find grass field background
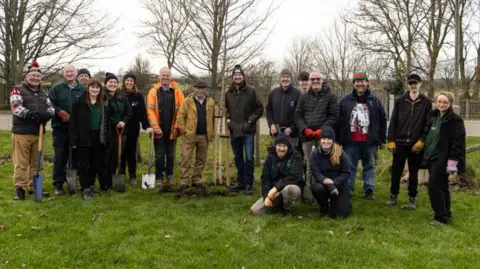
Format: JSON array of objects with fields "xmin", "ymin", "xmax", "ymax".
[{"xmin": 0, "ymin": 131, "xmax": 479, "ymax": 268}]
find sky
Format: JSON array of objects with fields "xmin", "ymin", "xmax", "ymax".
[{"xmin": 75, "ymin": 0, "xmax": 354, "ymax": 76}]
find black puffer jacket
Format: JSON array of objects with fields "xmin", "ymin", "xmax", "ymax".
[
  {"xmin": 225, "ymin": 82, "xmax": 264, "ymax": 136},
  {"xmin": 294, "ymin": 87, "xmax": 339, "ymax": 141},
  {"xmin": 423, "ymin": 109, "xmax": 466, "ymax": 174},
  {"xmin": 261, "ymin": 143, "xmax": 304, "ymax": 199},
  {"xmin": 387, "ymin": 92, "xmax": 432, "ymax": 145},
  {"xmin": 309, "ymin": 147, "xmax": 351, "ymax": 189}
]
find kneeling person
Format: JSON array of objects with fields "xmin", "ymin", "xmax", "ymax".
[
  {"xmin": 310, "ymin": 127, "xmax": 352, "ymax": 218},
  {"xmin": 250, "ymin": 134, "xmax": 304, "ymax": 215}
]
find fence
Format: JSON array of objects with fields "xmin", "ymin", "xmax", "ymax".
[{"xmin": 460, "ymin": 99, "xmax": 480, "ymax": 119}]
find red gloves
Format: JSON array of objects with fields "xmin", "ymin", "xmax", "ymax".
[
  {"xmin": 56, "ymin": 110, "xmax": 70, "ymax": 122},
  {"xmin": 303, "ymin": 128, "xmax": 314, "ymax": 139},
  {"xmin": 314, "ymin": 129, "xmax": 322, "ymax": 139}
]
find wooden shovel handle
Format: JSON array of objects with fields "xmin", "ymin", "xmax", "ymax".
[
  {"xmin": 117, "ymin": 128, "xmax": 123, "ymax": 155},
  {"xmin": 38, "ymin": 124, "xmax": 44, "ymax": 152}
]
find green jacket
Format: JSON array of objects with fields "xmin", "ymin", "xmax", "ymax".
[{"xmin": 48, "ymin": 80, "xmax": 86, "ymax": 129}]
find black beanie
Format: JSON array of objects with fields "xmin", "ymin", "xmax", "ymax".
[
  {"xmin": 274, "ymin": 134, "xmax": 290, "ymax": 148},
  {"xmin": 320, "ymin": 126, "xmax": 336, "ymax": 142},
  {"xmin": 232, "ymin": 64, "xmax": 245, "ymax": 78},
  {"xmin": 105, "ymin": 72, "xmax": 118, "ymax": 84},
  {"xmin": 123, "ymin": 73, "xmax": 137, "ymax": 83},
  {"xmin": 77, "ymin": 68, "xmax": 91, "ymax": 78}
]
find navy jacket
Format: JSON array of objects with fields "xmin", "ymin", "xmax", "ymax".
[
  {"xmin": 337, "ymin": 89, "xmax": 387, "ymax": 145},
  {"xmin": 266, "ymin": 83, "xmax": 301, "ymax": 137},
  {"xmin": 261, "ymin": 145, "xmax": 304, "ymax": 199}
]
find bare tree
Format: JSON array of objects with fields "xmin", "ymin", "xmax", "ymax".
[
  {"xmin": 0, "ymin": 0, "xmax": 119, "ymax": 98},
  {"xmin": 417, "ymin": 0, "xmax": 454, "ymax": 97},
  {"xmin": 283, "ymin": 37, "xmax": 315, "ymax": 76},
  {"xmin": 314, "ymin": 20, "xmax": 366, "ymax": 91},
  {"xmin": 244, "ymin": 59, "xmax": 278, "ymax": 96},
  {"xmin": 172, "ymin": 0, "xmax": 278, "ymax": 93},
  {"xmin": 345, "ymin": 0, "xmax": 429, "ymax": 88},
  {"xmin": 125, "ymin": 54, "xmax": 153, "ymax": 93},
  {"xmin": 140, "ymin": 0, "xmax": 190, "ymax": 69}
]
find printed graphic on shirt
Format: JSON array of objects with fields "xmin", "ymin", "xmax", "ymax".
[{"xmin": 350, "ymin": 103, "xmax": 370, "ymax": 134}]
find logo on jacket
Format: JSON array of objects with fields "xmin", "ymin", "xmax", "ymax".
[
  {"xmin": 290, "ymin": 101, "xmax": 295, "ymax": 107},
  {"xmin": 131, "ymin": 101, "xmax": 138, "ymax": 107}
]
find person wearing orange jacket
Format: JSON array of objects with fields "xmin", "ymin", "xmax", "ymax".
[{"xmin": 146, "ymin": 67, "xmax": 184, "ymax": 191}]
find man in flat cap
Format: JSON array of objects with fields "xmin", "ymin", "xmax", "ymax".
[{"xmin": 176, "ymin": 81, "xmax": 216, "ymax": 194}]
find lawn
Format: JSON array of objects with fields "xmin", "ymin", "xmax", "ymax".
[{"xmin": 0, "ymin": 132, "xmax": 479, "ymax": 268}]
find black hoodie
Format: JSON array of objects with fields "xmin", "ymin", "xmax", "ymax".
[{"xmin": 260, "ymin": 140, "xmax": 304, "ymax": 199}]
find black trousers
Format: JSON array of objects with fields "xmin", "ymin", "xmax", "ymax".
[
  {"xmin": 76, "ymin": 131, "xmax": 108, "ymax": 191},
  {"xmin": 52, "ymin": 128, "xmax": 78, "ymax": 186},
  {"xmin": 312, "ymin": 182, "xmax": 350, "ymax": 218},
  {"xmin": 390, "ymin": 145, "xmax": 423, "ymax": 197},
  {"xmin": 427, "ymin": 160, "xmax": 451, "ymax": 223},
  {"xmin": 121, "ymin": 132, "xmax": 139, "ymax": 179}
]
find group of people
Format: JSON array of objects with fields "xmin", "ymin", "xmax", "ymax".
[{"xmin": 9, "ymin": 62, "xmax": 466, "ymax": 226}]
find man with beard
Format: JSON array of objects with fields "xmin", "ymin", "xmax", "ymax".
[
  {"xmin": 77, "ymin": 68, "xmax": 91, "ymax": 87},
  {"xmin": 250, "ymin": 134, "xmax": 304, "ymax": 215},
  {"xmin": 387, "ymin": 74, "xmax": 432, "ymax": 209},
  {"xmin": 225, "ymin": 64, "xmax": 264, "ymax": 195},
  {"xmin": 266, "ymin": 68, "xmax": 301, "ymax": 145},
  {"xmin": 337, "ymin": 72, "xmax": 387, "ymax": 200},
  {"xmin": 294, "ymin": 72, "xmax": 339, "ymax": 204},
  {"xmin": 48, "ymin": 64, "xmax": 86, "ymax": 195}
]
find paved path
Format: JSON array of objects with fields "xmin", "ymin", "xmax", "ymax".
[{"xmin": 1, "ymin": 113, "xmax": 479, "ymax": 137}]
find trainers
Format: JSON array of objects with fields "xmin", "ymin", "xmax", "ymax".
[
  {"xmin": 14, "ymin": 188, "xmax": 26, "ymax": 201},
  {"xmin": 364, "ymin": 190, "xmax": 375, "ymax": 200},
  {"xmin": 229, "ymin": 183, "xmax": 246, "ymax": 192},
  {"xmin": 54, "ymin": 184, "xmax": 65, "ymax": 196},
  {"xmin": 430, "ymin": 219, "xmax": 445, "ymax": 226},
  {"xmin": 155, "ymin": 178, "xmax": 163, "ymax": 187},
  {"xmin": 130, "ymin": 178, "xmax": 137, "ymax": 185},
  {"xmin": 406, "ymin": 196, "xmax": 416, "ymax": 210},
  {"xmin": 244, "ymin": 184, "xmax": 253, "ymax": 195},
  {"xmin": 386, "ymin": 194, "xmax": 397, "ymax": 206},
  {"xmin": 82, "ymin": 188, "xmax": 93, "ymax": 200}
]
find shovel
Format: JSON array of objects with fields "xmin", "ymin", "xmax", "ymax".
[
  {"xmin": 142, "ymin": 134, "xmax": 155, "ymax": 189},
  {"xmin": 112, "ymin": 128, "xmax": 126, "ymax": 192},
  {"xmin": 33, "ymin": 124, "xmax": 45, "ymax": 202},
  {"xmin": 66, "ymin": 148, "xmax": 77, "ymax": 194}
]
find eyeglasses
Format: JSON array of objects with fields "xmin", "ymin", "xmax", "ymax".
[{"xmin": 310, "ymin": 78, "xmax": 322, "ymax": 82}]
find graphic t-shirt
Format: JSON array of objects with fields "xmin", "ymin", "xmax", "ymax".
[{"xmin": 350, "ymin": 103, "xmax": 370, "ymax": 142}]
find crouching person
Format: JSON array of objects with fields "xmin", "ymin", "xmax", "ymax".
[
  {"xmin": 70, "ymin": 78, "xmax": 108, "ymax": 199},
  {"xmin": 10, "ymin": 66, "xmax": 54, "ymax": 200},
  {"xmin": 310, "ymin": 127, "xmax": 352, "ymax": 218},
  {"xmin": 250, "ymin": 134, "xmax": 304, "ymax": 215}
]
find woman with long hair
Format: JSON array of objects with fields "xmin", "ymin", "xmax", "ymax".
[
  {"xmin": 104, "ymin": 72, "xmax": 132, "ymax": 189},
  {"xmin": 70, "ymin": 78, "xmax": 108, "ymax": 199},
  {"xmin": 120, "ymin": 73, "xmax": 153, "ymax": 184},
  {"xmin": 309, "ymin": 126, "xmax": 352, "ymax": 218},
  {"xmin": 423, "ymin": 92, "xmax": 466, "ymax": 226}
]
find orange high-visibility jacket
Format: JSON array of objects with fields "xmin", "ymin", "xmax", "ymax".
[{"xmin": 146, "ymin": 81, "xmax": 185, "ymax": 139}]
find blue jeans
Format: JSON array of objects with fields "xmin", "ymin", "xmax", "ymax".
[
  {"xmin": 230, "ymin": 135, "xmax": 255, "ymax": 185},
  {"xmin": 154, "ymin": 131, "xmax": 175, "ymax": 180},
  {"xmin": 343, "ymin": 143, "xmax": 377, "ymax": 194}
]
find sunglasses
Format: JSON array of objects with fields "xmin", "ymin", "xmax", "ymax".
[
  {"xmin": 310, "ymin": 78, "xmax": 322, "ymax": 82},
  {"xmin": 408, "ymin": 81, "xmax": 419, "ymax": 85}
]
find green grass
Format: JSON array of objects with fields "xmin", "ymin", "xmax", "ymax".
[{"xmin": 0, "ymin": 132, "xmax": 480, "ymax": 268}]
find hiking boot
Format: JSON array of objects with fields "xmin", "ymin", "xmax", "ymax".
[
  {"xmin": 54, "ymin": 184, "xmax": 65, "ymax": 196},
  {"xmin": 386, "ymin": 194, "xmax": 397, "ymax": 206},
  {"xmin": 130, "ymin": 178, "xmax": 137, "ymax": 185},
  {"xmin": 28, "ymin": 190, "xmax": 34, "ymax": 195},
  {"xmin": 229, "ymin": 183, "xmax": 246, "ymax": 192},
  {"xmin": 155, "ymin": 178, "xmax": 163, "ymax": 186},
  {"xmin": 315, "ymin": 206, "xmax": 329, "ymax": 217},
  {"xmin": 430, "ymin": 219, "xmax": 445, "ymax": 226},
  {"xmin": 193, "ymin": 183, "xmax": 210, "ymax": 197},
  {"xmin": 244, "ymin": 185, "xmax": 253, "ymax": 195},
  {"xmin": 364, "ymin": 190, "xmax": 375, "ymax": 200},
  {"xmin": 166, "ymin": 176, "xmax": 174, "ymax": 186},
  {"xmin": 14, "ymin": 188, "xmax": 26, "ymax": 201}
]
